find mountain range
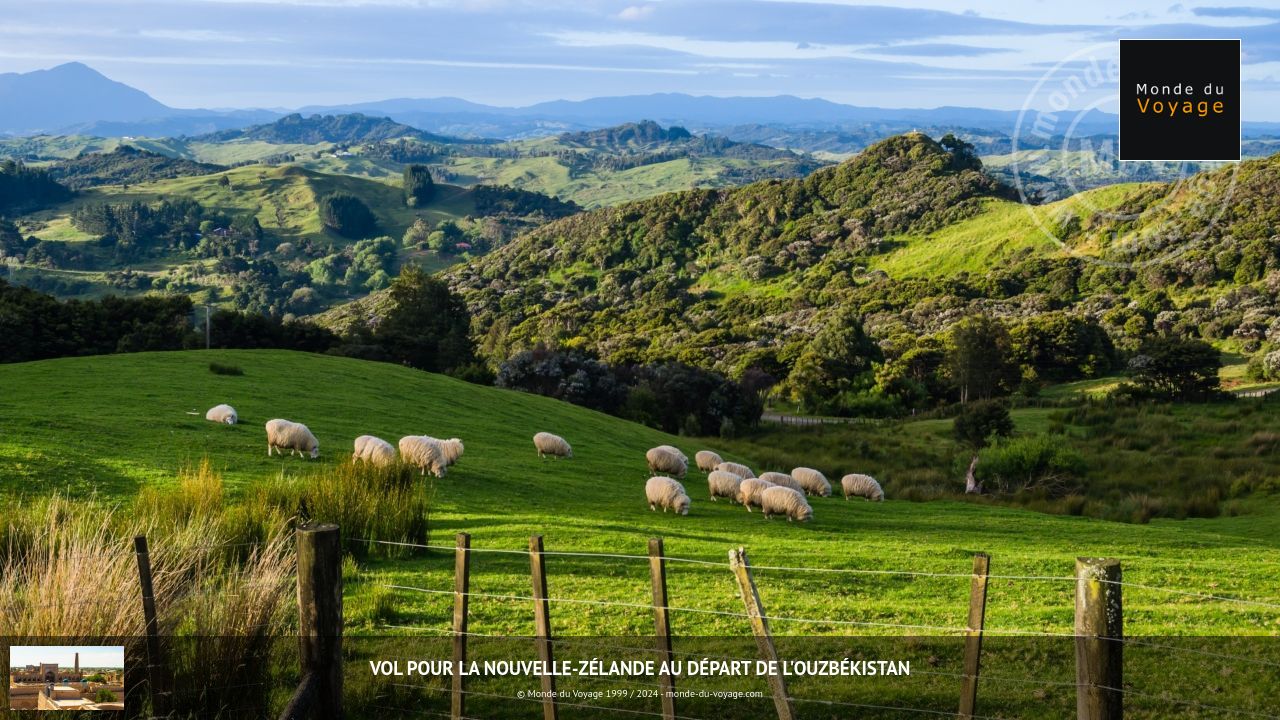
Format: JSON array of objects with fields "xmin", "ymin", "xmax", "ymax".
[{"xmin": 20, "ymin": 61, "xmax": 1280, "ymax": 143}]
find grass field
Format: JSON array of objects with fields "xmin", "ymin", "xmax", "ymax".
[
  {"xmin": 1, "ymin": 349, "xmax": 1277, "ymax": 641},
  {"xmin": 3, "ymin": 350, "xmax": 1277, "ymax": 717}
]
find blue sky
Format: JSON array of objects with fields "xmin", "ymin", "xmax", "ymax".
[
  {"xmin": 10, "ymin": 645, "xmax": 124, "ymax": 669},
  {"xmin": 1, "ymin": 1, "xmax": 1278, "ymax": 117}
]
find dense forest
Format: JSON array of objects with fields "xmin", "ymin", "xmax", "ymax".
[
  {"xmin": 0, "ymin": 159, "xmax": 72, "ymax": 214},
  {"xmin": 197, "ymin": 113, "xmax": 475, "ymax": 145},
  {"xmin": 449, "ymin": 133, "xmax": 1280, "ymax": 415},
  {"xmin": 49, "ymin": 146, "xmax": 225, "ymax": 189}
]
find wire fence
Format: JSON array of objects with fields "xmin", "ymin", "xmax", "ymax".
[{"xmin": 348, "ymin": 533, "xmax": 1280, "ymax": 720}]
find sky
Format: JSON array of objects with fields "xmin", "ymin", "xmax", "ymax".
[
  {"xmin": 10, "ymin": 645, "xmax": 125, "ymax": 669},
  {"xmin": 1, "ymin": 0, "xmax": 1279, "ymax": 117}
]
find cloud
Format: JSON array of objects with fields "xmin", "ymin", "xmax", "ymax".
[
  {"xmin": 868, "ymin": 43, "xmax": 1015, "ymax": 57},
  {"xmin": 618, "ymin": 5, "xmax": 654, "ymax": 21},
  {"xmin": 1192, "ymin": 6, "xmax": 1280, "ymax": 19}
]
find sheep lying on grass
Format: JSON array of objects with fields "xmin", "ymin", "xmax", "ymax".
[
  {"xmin": 760, "ymin": 486, "xmax": 813, "ymax": 522},
  {"xmin": 791, "ymin": 467, "xmax": 832, "ymax": 497},
  {"xmin": 647, "ymin": 446, "xmax": 688, "ymax": 478},
  {"xmin": 716, "ymin": 461, "xmax": 755, "ymax": 479},
  {"xmin": 759, "ymin": 471, "xmax": 803, "ymax": 493},
  {"xmin": 353, "ymin": 435, "xmax": 396, "ymax": 467},
  {"xmin": 265, "ymin": 419, "xmax": 319, "ymax": 459},
  {"xmin": 695, "ymin": 450, "xmax": 723, "ymax": 473},
  {"xmin": 206, "ymin": 404, "xmax": 238, "ymax": 425},
  {"xmin": 399, "ymin": 435, "xmax": 449, "ymax": 477},
  {"xmin": 707, "ymin": 470, "xmax": 742, "ymax": 503},
  {"xmin": 646, "ymin": 476, "xmax": 691, "ymax": 515},
  {"xmin": 841, "ymin": 474, "xmax": 884, "ymax": 502},
  {"xmin": 737, "ymin": 478, "xmax": 775, "ymax": 511},
  {"xmin": 534, "ymin": 432, "xmax": 573, "ymax": 459}
]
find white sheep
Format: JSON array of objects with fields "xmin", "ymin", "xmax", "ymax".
[
  {"xmin": 707, "ymin": 470, "xmax": 743, "ymax": 503},
  {"xmin": 737, "ymin": 477, "xmax": 776, "ymax": 512},
  {"xmin": 695, "ymin": 450, "xmax": 723, "ymax": 473},
  {"xmin": 645, "ymin": 476, "xmax": 691, "ymax": 515},
  {"xmin": 439, "ymin": 438, "xmax": 465, "ymax": 466},
  {"xmin": 760, "ymin": 486, "xmax": 813, "ymax": 522},
  {"xmin": 841, "ymin": 473, "xmax": 884, "ymax": 502},
  {"xmin": 533, "ymin": 432, "xmax": 573, "ymax": 459},
  {"xmin": 646, "ymin": 446, "xmax": 688, "ymax": 478},
  {"xmin": 656, "ymin": 445, "xmax": 689, "ymax": 463},
  {"xmin": 759, "ymin": 471, "xmax": 803, "ymax": 493},
  {"xmin": 265, "ymin": 419, "xmax": 319, "ymax": 459},
  {"xmin": 791, "ymin": 467, "xmax": 832, "ymax": 497},
  {"xmin": 205, "ymin": 404, "xmax": 238, "ymax": 425},
  {"xmin": 399, "ymin": 435, "xmax": 449, "ymax": 477},
  {"xmin": 353, "ymin": 435, "xmax": 396, "ymax": 467},
  {"xmin": 716, "ymin": 461, "xmax": 756, "ymax": 479}
]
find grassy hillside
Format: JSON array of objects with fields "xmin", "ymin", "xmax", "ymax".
[{"xmin": 1, "ymin": 349, "xmax": 1277, "ymax": 644}]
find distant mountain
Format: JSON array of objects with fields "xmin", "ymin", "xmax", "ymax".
[
  {"xmin": 61, "ymin": 110, "xmax": 283, "ymax": 139},
  {"xmin": 560, "ymin": 120, "xmax": 694, "ymax": 148},
  {"xmin": 195, "ymin": 113, "xmax": 471, "ymax": 145},
  {"xmin": 0, "ymin": 63, "xmax": 173, "ymax": 134}
]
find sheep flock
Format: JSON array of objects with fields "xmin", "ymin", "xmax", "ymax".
[{"xmin": 203, "ymin": 403, "xmax": 883, "ymax": 526}]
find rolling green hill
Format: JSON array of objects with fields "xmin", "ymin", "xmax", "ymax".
[{"xmin": 1, "ymin": 348, "xmax": 1277, "ymax": 645}]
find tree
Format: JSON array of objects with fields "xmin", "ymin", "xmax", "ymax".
[
  {"xmin": 787, "ymin": 307, "xmax": 881, "ymax": 412},
  {"xmin": 403, "ymin": 164, "xmax": 434, "ymax": 207},
  {"xmin": 1127, "ymin": 336, "xmax": 1221, "ymax": 401},
  {"xmin": 944, "ymin": 314, "xmax": 1019, "ymax": 403},
  {"xmin": 318, "ymin": 192, "xmax": 377, "ymax": 239},
  {"xmin": 953, "ymin": 399, "xmax": 1014, "ymax": 493},
  {"xmin": 94, "ymin": 689, "xmax": 117, "ymax": 703},
  {"xmin": 373, "ymin": 265, "xmax": 476, "ymax": 372}
]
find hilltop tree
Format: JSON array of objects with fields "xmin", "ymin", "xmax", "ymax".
[
  {"xmin": 403, "ymin": 164, "xmax": 434, "ymax": 207},
  {"xmin": 953, "ymin": 399, "xmax": 1014, "ymax": 493},
  {"xmin": 318, "ymin": 192, "xmax": 377, "ymax": 239}
]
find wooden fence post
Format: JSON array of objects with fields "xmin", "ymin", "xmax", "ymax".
[
  {"xmin": 134, "ymin": 535, "xmax": 168, "ymax": 717},
  {"xmin": 297, "ymin": 523, "xmax": 343, "ymax": 720},
  {"xmin": 648, "ymin": 538, "xmax": 677, "ymax": 720},
  {"xmin": 958, "ymin": 552, "xmax": 990, "ymax": 719},
  {"xmin": 729, "ymin": 547, "xmax": 795, "ymax": 720},
  {"xmin": 529, "ymin": 535, "xmax": 558, "ymax": 720},
  {"xmin": 1075, "ymin": 558, "xmax": 1122, "ymax": 720},
  {"xmin": 452, "ymin": 533, "xmax": 471, "ymax": 720}
]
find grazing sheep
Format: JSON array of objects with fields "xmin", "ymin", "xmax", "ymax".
[
  {"xmin": 737, "ymin": 477, "xmax": 776, "ymax": 512},
  {"xmin": 716, "ymin": 461, "xmax": 756, "ymax": 479},
  {"xmin": 439, "ymin": 438, "xmax": 465, "ymax": 466},
  {"xmin": 841, "ymin": 473, "xmax": 884, "ymax": 502},
  {"xmin": 695, "ymin": 450, "xmax": 723, "ymax": 473},
  {"xmin": 707, "ymin": 470, "xmax": 743, "ymax": 503},
  {"xmin": 206, "ymin": 404, "xmax": 238, "ymax": 425},
  {"xmin": 399, "ymin": 435, "xmax": 449, "ymax": 477},
  {"xmin": 760, "ymin": 486, "xmax": 813, "ymax": 522},
  {"xmin": 265, "ymin": 419, "xmax": 319, "ymax": 459},
  {"xmin": 645, "ymin": 476, "xmax": 691, "ymax": 515},
  {"xmin": 759, "ymin": 471, "xmax": 803, "ymax": 493},
  {"xmin": 533, "ymin": 432, "xmax": 573, "ymax": 459},
  {"xmin": 791, "ymin": 467, "xmax": 832, "ymax": 497},
  {"xmin": 646, "ymin": 446, "xmax": 688, "ymax": 478},
  {"xmin": 656, "ymin": 445, "xmax": 689, "ymax": 463},
  {"xmin": 353, "ymin": 435, "xmax": 396, "ymax": 467}
]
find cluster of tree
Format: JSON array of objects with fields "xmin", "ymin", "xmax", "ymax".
[
  {"xmin": 0, "ymin": 159, "xmax": 72, "ymax": 215},
  {"xmin": 361, "ymin": 139, "xmax": 451, "ymax": 164},
  {"xmin": 402, "ymin": 164, "xmax": 434, "ymax": 206},
  {"xmin": 304, "ymin": 236, "xmax": 397, "ymax": 293},
  {"xmin": 48, "ymin": 146, "xmax": 224, "ymax": 190},
  {"xmin": 496, "ymin": 345, "xmax": 762, "ymax": 437},
  {"xmin": 196, "ymin": 113, "xmax": 467, "ymax": 145},
  {"xmin": 69, "ymin": 197, "xmax": 264, "ymax": 262},
  {"xmin": 471, "ymin": 184, "xmax": 580, "ymax": 219},
  {"xmin": 318, "ymin": 192, "xmax": 378, "ymax": 239}
]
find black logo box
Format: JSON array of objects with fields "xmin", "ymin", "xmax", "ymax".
[{"xmin": 1119, "ymin": 39, "xmax": 1241, "ymax": 162}]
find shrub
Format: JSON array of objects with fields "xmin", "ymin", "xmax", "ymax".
[
  {"xmin": 971, "ymin": 435, "xmax": 1087, "ymax": 496},
  {"xmin": 94, "ymin": 690, "xmax": 117, "ymax": 703}
]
